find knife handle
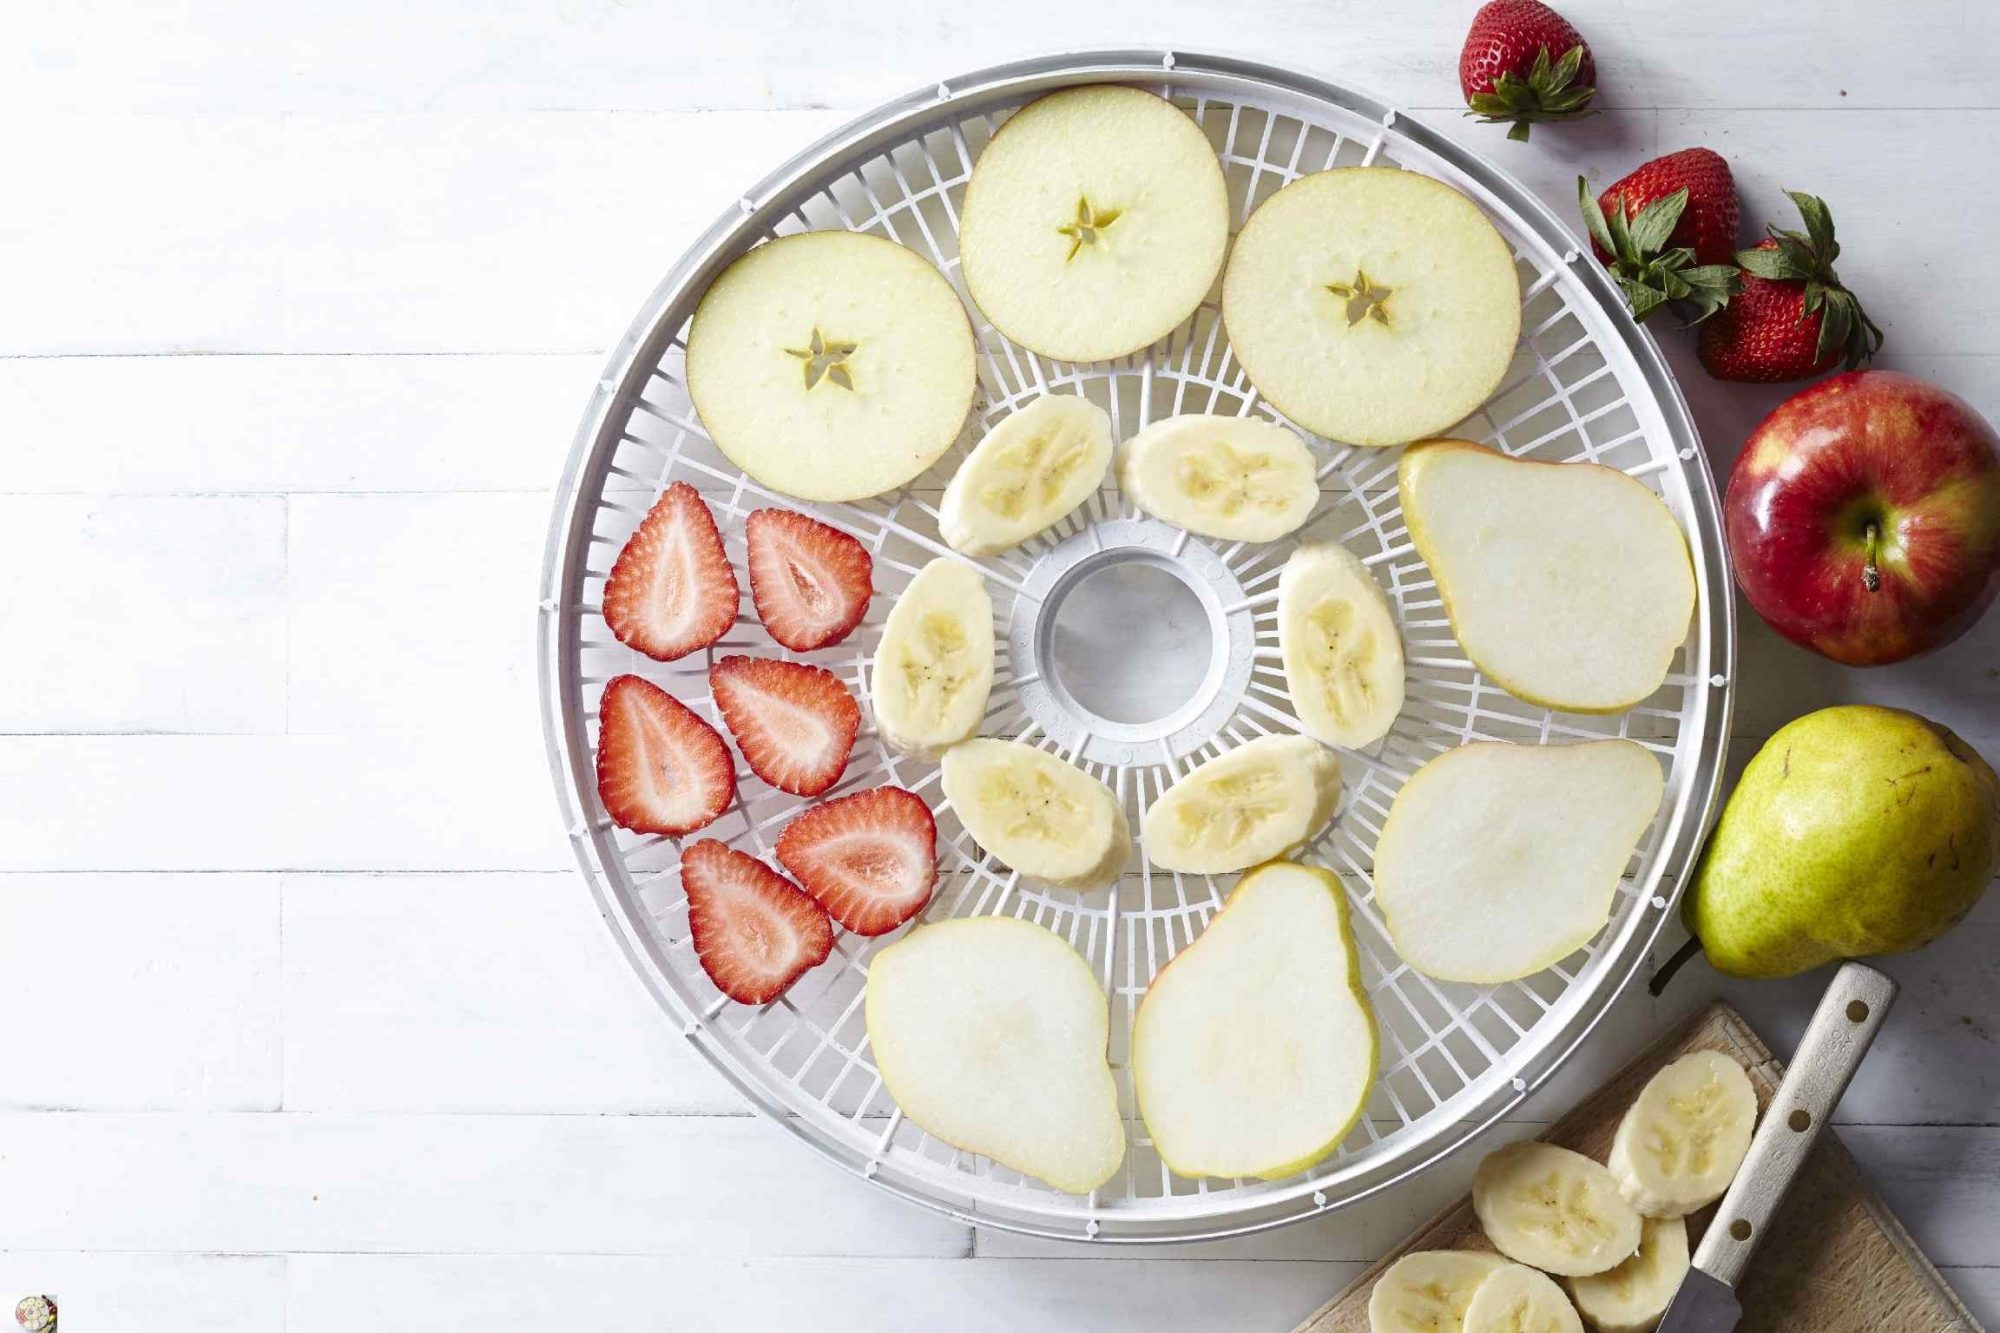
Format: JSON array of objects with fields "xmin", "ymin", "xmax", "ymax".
[{"xmin": 1692, "ymin": 961, "xmax": 1898, "ymax": 1288}]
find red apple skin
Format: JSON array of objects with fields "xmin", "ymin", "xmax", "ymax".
[{"xmin": 1726, "ymin": 370, "xmax": 2000, "ymax": 666}]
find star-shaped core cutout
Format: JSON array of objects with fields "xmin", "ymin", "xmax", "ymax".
[
  {"xmin": 784, "ymin": 327, "xmax": 858, "ymax": 391},
  {"xmin": 1057, "ymin": 196, "xmax": 1124, "ymax": 262},
  {"xmin": 1326, "ymin": 269, "xmax": 1394, "ymax": 327}
]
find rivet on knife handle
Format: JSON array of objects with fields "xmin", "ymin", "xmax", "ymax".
[{"xmin": 1691, "ymin": 961, "xmax": 1897, "ymax": 1288}]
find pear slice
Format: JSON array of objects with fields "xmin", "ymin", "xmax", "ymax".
[
  {"xmin": 686, "ymin": 231, "xmax": 976, "ymax": 502},
  {"xmin": 865, "ymin": 916, "xmax": 1124, "ymax": 1193},
  {"xmin": 1399, "ymin": 440, "xmax": 1696, "ymax": 713},
  {"xmin": 1373, "ymin": 740, "xmax": 1663, "ymax": 983},
  {"xmin": 1223, "ymin": 168, "xmax": 1520, "ymax": 447},
  {"xmin": 1133, "ymin": 861, "xmax": 1376, "ymax": 1180},
  {"xmin": 959, "ymin": 86, "xmax": 1229, "ymax": 362}
]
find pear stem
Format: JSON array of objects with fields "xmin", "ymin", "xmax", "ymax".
[
  {"xmin": 1649, "ymin": 936, "xmax": 1704, "ymax": 997},
  {"xmin": 1863, "ymin": 522, "xmax": 1881, "ymax": 593}
]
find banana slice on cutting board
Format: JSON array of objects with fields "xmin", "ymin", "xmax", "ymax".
[
  {"xmin": 1607, "ymin": 1050, "xmax": 1757, "ymax": 1218},
  {"xmin": 1367, "ymin": 1250, "xmax": 1507, "ymax": 1333},
  {"xmin": 871, "ymin": 558, "xmax": 994, "ymax": 758},
  {"xmin": 1117, "ymin": 413, "xmax": 1319, "ymax": 543},
  {"xmin": 939, "ymin": 394, "xmax": 1114, "ymax": 556},
  {"xmin": 1143, "ymin": 734, "xmax": 1341, "ymax": 874},
  {"xmin": 1463, "ymin": 1264, "xmax": 1583, "ymax": 1333},
  {"xmin": 1566, "ymin": 1215, "xmax": 1689, "ymax": 1333},
  {"xmin": 940, "ymin": 738, "xmax": 1130, "ymax": 891},
  {"xmin": 1279, "ymin": 541, "xmax": 1406, "ymax": 749},
  {"xmin": 1473, "ymin": 1142, "xmax": 1643, "ymax": 1277}
]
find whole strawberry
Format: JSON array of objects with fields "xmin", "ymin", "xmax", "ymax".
[
  {"xmin": 1578, "ymin": 149, "xmax": 1741, "ymax": 325},
  {"xmin": 1460, "ymin": 0, "xmax": 1598, "ymax": 142},
  {"xmin": 1699, "ymin": 192, "xmax": 1883, "ymax": 383}
]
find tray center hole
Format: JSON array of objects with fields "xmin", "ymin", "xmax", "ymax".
[{"xmin": 1047, "ymin": 555, "xmax": 1212, "ymax": 725}]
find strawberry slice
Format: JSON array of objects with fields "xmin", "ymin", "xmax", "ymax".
[
  {"xmin": 746, "ymin": 508, "xmax": 873, "ymax": 652},
  {"xmin": 776, "ymin": 787, "xmax": 938, "ymax": 936},
  {"xmin": 604, "ymin": 482, "xmax": 740, "ymax": 661},
  {"xmin": 680, "ymin": 839, "xmax": 834, "ymax": 1004},
  {"xmin": 710, "ymin": 655, "xmax": 860, "ymax": 797},
  {"xmin": 595, "ymin": 674, "xmax": 735, "ymax": 835}
]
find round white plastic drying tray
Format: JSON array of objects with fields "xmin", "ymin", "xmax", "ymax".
[{"xmin": 538, "ymin": 49, "xmax": 1735, "ymax": 1242}]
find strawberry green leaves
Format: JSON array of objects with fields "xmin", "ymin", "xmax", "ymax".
[
  {"xmin": 1579, "ymin": 178, "xmax": 1739, "ymax": 325},
  {"xmin": 1469, "ymin": 44, "xmax": 1598, "ymax": 142},
  {"xmin": 1735, "ymin": 191, "xmax": 1883, "ymax": 370}
]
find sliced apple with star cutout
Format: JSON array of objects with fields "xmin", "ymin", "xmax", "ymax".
[
  {"xmin": 959, "ymin": 86, "xmax": 1229, "ymax": 363},
  {"xmin": 1373, "ymin": 740, "xmax": 1663, "ymax": 983},
  {"xmin": 1133, "ymin": 860, "xmax": 1376, "ymax": 1180},
  {"xmin": 1223, "ymin": 167, "xmax": 1521, "ymax": 446},
  {"xmin": 686, "ymin": 230, "xmax": 976, "ymax": 502},
  {"xmin": 1399, "ymin": 439, "xmax": 1697, "ymax": 713},
  {"xmin": 866, "ymin": 916, "xmax": 1125, "ymax": 1193}
]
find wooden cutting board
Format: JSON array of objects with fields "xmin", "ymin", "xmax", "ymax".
[{"xmin": 1291, "ymin": 1002, "xmax": 1983, "ymax": 1333}]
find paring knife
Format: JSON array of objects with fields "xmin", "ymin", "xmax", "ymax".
[{"xmin": 1656, "ymin": 961, "xmax": 1899, "ymax": 1333}]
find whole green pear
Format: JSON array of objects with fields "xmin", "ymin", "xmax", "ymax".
[{"xmin": 1686, "ymin": 705, "xmax": 1999, "ymax": 978}]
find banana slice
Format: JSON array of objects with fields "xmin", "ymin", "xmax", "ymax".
[
  {"xmin": 1463, "ymin": 1264, "xmax": 1583, "ymax": 1333},
  {"xmin": 1473, "ymin": 1142, "xmax": 1643, "ymax": 1278},
  {"xmin": 871, "ymin": 559, "xmax": 995, "ymax": 758},
  {"xmin": 1279, "ymin": 541, "xmax": 1406, "ymax": 749},
  {"xmin": 940, "ymin": 738, "xmax": 1130, "ymax": 891},
  {"xmin": 939, "ymin": 394, "xmax": 1114, "ymax": 556},
  {"xmin": 1117, "ymin": 414, "xmax": 1319, "ymax": 543},
  {"xmin": 1566, "ymin": 1215, "xmax": 1688, "ymax": 1333},
  {"xmin": 1143, "ymin": 734, "xmax": 1341, "ymax": 874},
  {"xmin": 1367, "ymin": 1250, "xmax": 1508, "ymax": 1333},
  {"xmin": 1607, "ymin": 1050, "xmax": 1757, "ymax": 1218}
]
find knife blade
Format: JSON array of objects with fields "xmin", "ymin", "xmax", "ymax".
[
  {"xmin": 1656, "ymin": 961, "xmax": 1898, "ymax": 1333},
  {"xmin": 1657, "ymin": 1266, "xmax": 1742, "ymax": 1333}
]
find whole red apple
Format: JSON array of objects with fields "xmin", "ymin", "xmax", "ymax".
[{"xmin": 1726, "ymin": 370, "xmax": 2000, "ymax": 665}]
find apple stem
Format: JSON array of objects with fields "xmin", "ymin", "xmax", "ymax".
[
  {"xmin": 1863, "ymin": 522, "xmax": 1882, "ymax": 592},
  {"xmin": 1649, "ymin": 936, "xmax": 1704, "ymax": 997}
]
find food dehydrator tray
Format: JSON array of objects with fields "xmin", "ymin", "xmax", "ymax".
[{"xmin": 537, "ymin": 49, "xmax": 1735, "ymax": 1242}]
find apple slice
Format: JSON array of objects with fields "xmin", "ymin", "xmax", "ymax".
[
  {"xmin": 1223, "ymin": 167, "xmax": 1521, "ymax": 447},
  {"xmin": 1373, "ymin": 740, "xmax": 1663, "ymax": 983},
  {"xmin": 1133, "ymin": 861, "xmax": 1376, "ymax": 1180},
  {"xmin": 959, "ymin": 86, "xmax": 1229, "ymax": 362},
  {"xmin": 866, "ymin": 916, "xmax": 1124, "ymax": 1194},
  {"xmin": 686, "ymin": 231, "xmax": 976, "ymax": 502},
  {"xmin": 1399, "ymin": 439, "xmax": 1697, "ymax": 712}
]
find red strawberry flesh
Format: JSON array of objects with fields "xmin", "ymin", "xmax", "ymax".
[
  {"xmin": 746, "ymin": 508, "xmax": 873, "ymax": 653},
  {"xmin": 710, "ymin": 655, "xmax": 860, "ymax": 796},
  {"xmin": 680, "ymin": 839, "xmax": 834, "ymax": 1005},
  {"xmin": 603, "ymin": 482, "xmax": 740, "ymax": 662},
  {"xmin": 595, "ymin": 674, "xmax": 735, "ymax": 836},
  {"xmin": 777, "ymin": 787, "xmax": 938, "ymax": 936}
]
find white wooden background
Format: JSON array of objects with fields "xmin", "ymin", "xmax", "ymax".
[{"xmin": 4, "ymin": 2, "xmax": 1998, "ymax": 1328}]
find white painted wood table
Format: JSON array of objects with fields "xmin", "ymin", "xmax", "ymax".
[{"xmin": 4, "ymin": 3, "xmax": 1997, "ymax": 1327}]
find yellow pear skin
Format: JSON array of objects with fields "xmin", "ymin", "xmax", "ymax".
[{"xmin": 1687, "ymin": 706, "xmax": 1999, "ymax": 979}]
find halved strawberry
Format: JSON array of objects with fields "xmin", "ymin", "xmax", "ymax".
[
  {"xmin": 746, "ymin": 508, "xmax": 873, "ymax": 653},
  {"xmin": 709, "ymin": 655, "xmax": 860, "ymax": 797},
  {"xmin": 596, "ymin": 674, "xmax": 735, "ymax": 835},
  {"xmin": 603, "ymin": 482, "xmax": 740, "ymax": 661},
  {"xmin": 680, "ymin": 839, "xmax": 834, "ymax": 1004},
  {"xmin": 776, "ymin": 787, "xmax": 938, "ymax": 936}
]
